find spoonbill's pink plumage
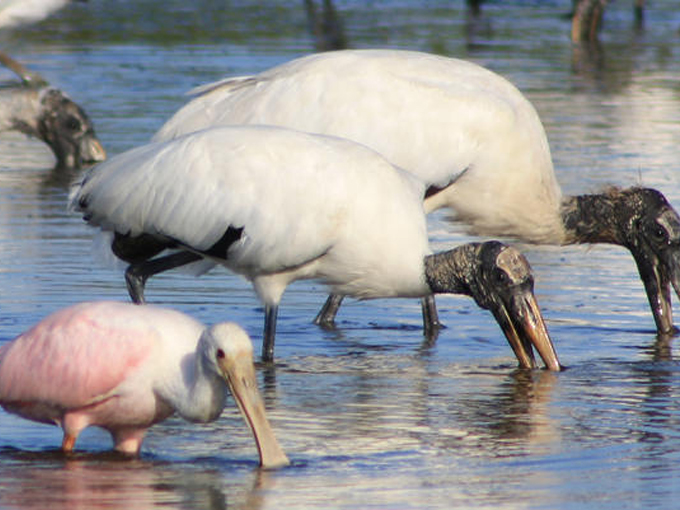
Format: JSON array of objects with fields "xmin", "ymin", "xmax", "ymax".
[
  {"xmin": 0, "ymin": 301, "xmax": 289, "ymax": 468},
  {"xmin": 152, "ymin": 49, "xmax": 680, "ymax": 336}
]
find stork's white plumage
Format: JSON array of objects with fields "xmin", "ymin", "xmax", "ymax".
[
  {"xmin": 152, "ymin": 49, "xmax": 680, "ymax": 335},
  {"xmin": 79, "ymin": 126, "xmax": 429, "ymax": 301},
  {"xmin": 71, "ymin": 125, "xmax": 560, "ymax": 370},
  {"xmin": 0, "ymin": 0, "xmax": 77, "ymax": 29},
  {"xmin": 153, "ymin": 50, "xmax": 562, "ymax": 244}
]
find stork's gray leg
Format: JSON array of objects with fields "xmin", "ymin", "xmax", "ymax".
[
  {"xmin": 125, "ymin": 251, "xmax": 202, "ymax": 304},
  {"xmin": 313, "ymin": 294, "xmax": 344, "ymax": 328},
  {"xmin": 262, "ymin": 304, "xmax": 279, "ymax": 363},
  {"xmin": 421, "ymin": 295, "xmax": 443, "ymax": 341}
]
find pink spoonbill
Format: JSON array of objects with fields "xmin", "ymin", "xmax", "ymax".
[
  {"xmin": 0, "ymin": 301, "xmax": 290, "ymax": 467},
  {"xmin": 152, "ymin": 49, "xmax": 680, "ymax": 337}
]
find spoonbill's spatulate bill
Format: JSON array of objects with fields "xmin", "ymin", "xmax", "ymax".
[
  {"xmin": 0, "ymin": 301, "xmax": 289, "ymax": 468},
  {"xmin": 152, "ymin": 49, "xmax": 680, "ymax": 336},
  {"xmin": 70, "ymin": 125, "xmax": 560, "ymax": 370}
]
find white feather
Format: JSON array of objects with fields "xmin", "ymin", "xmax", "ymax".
[
  {"xmin": 72, "ymin": 126, "xmax": 430, "ymax": 303},
  {"xmin": 153, "ymin": 49, "xmax": 564, "ymax": 244},
  {"xmin": 0, "ymin": 0, "xmax": 72, "ymax": 28}
]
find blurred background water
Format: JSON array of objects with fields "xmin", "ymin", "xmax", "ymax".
[{"xmin": 1, "ymin": 1, "xmax": 680, "ymax": 509}]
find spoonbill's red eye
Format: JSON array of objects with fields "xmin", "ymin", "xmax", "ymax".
[{"xmin": 216, "ymin": 349, "xmax": 225, "ymax": 359}]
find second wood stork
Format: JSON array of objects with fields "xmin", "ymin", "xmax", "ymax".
[
  {"xmin": 152, "ymin": 49, "xmax": 680, "ymax": 337},
  {"xmin": 0, "ymin": 51, "xmax": 106, "ymax": 168},
  {"xmin": 70, "ymin": 125, "xmax": 561, "ymax": 370},
  {"xmin": 0, "ymin": 0, "xmax": 85, "ymax": 29}
]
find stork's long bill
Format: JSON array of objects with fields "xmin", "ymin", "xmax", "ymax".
[
  {"xmin": 636, "ymin": 242, "xmax": 680, "ymax": 336},
  {"xmin": 482, "ymin": 244, "xmax": 561, "ymax": 371},
  {"xmin": 494, "ymin": 288, "xmax": 561, "ymax": 371}
]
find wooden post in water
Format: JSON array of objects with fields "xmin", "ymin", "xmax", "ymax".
[{"xmin": 571, "ymin": 0, "xmax": 607, "ymax": 43}]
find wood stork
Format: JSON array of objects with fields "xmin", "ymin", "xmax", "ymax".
[
  {"xmin": 0, "ymin": 301, "xmax": 290, "ymax": 467},
  {"xmin": 0, "ymin": 51, "xmax": 106, "ymax": 168},
  {"xmin": 70, "ymin": 125, "xmax": 561, "ymax": 370},
  {"xmin": 0, "ymin": 0, "xmax": 85, "ymax": 29},
  {"xmin": 152, "ymin": 49, "xmax": 680, "ymax": 336}
]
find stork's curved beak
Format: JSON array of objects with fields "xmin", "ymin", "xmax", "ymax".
[
  {"xmin": 219, "ymin": 352, "xmax": 290, "ymax": 469},
  {"xmin": 493, "ymin": 287, "xmax": 562, "ymax": 371},
  {"xmin": 484, "ymin": 245, "xmax": 562, "ymax": 371},
  {"xmin": 632, "ymin": 207, "xmax": 680, "ymax": 336},
  {"xmin": 635, "ymin": 241, "xmax": 680, "ymax": 336},
  {"xmin": 80, "ymin": 134, "xmax": 107, "ymax": 164}
]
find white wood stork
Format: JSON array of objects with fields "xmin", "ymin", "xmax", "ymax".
[
  {"xmin": 152, "ymin": 49, "xmax": 680, "ymax": 336},
  {"xmin": 0, "ymin": 0, "xmax": 84, "ymax": 29},
  {"xmin": 70, "ymin": 125, "xmax": 561, "ymax": 370},
  {"xmin": 0, "ymin": 51, "xmax": 105, "ymax": 168}
]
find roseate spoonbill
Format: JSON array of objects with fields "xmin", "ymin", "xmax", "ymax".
[
  {"xmin": 0, "ymin": 301, "xmax": 290, "ymax": 467},
  {"xmin": 152, "ymin": 49, "xmax": 680, "ymax": 336},
  {"xmin": 0, "ymin": 51, "xmax": 106, "ymax": 168},
  {"xmin": 70, "ymin": 125, "xmax": 560, "ymax": 370}
]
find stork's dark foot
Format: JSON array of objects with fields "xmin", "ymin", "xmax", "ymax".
[
  {"xmin": 261, "ymin": 304, "xmax": 279, "ymax": 363},
  {"xmin": 125, "ymin": 266, "xmax": 147, "ymax": 304},
  {"xmin": 313, "ymin": 294, "xmax": 344, "ymax": 329},
  {"xmin": 123, "ymin": 251, "xmax": 203, "ymax": 305},
  {"xmin": 421, "ymin": 295, "xmax": 444, "ymax": 342},
  {"xmin": 422, "ymin": 322, "xmax": 443, "ymax": 350}
]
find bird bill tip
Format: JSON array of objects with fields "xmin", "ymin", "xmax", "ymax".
[
  {"xmin": 500, "ymin": 293, "xmax": 562, "ymax": 372},
  {"xmin": 83, "ymin": 137, "xmax": 107, "ymax": 163}
]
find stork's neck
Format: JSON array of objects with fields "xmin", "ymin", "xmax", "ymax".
[
  {"xmin": 560, "ymin": 188, "xmax": 637, "ymax": 247},
  {"xmin": 0, "ymin": 87, "xmax": 41, "ymax": 135},
  {"xmin": 424, "ymin": 243, "xmax": 482, "ymax": 298}
]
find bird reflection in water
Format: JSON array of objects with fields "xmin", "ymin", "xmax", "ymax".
[{"xmin": 0, "ymin": 452, "xmax": 281, "ymax": 510}]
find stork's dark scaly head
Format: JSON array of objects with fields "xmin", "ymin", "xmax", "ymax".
[
  {"xmin": 618, "ymin": 188, "xmax": 680, "ymax": 335},
  {"xmin": 425, "ymin": 241, "xmax": 561, "ymax": 370},
  {"xmin": 562, "ymin": 187, "xmax": 680, "ymax": 335},
  {"xmin": 475, "ymin": 242, "xmax": 561, "ymax": 370},
  {"xmin": 37, "ymin": 88, "xmax": 106, "ymax": 169}
]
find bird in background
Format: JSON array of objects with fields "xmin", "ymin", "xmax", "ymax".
[
  {"xmin": 0, "ymin": 50, "xmax": 105, "ymax": 168},
  {"xmin": 0, "ymin": 301, "xmax": 290, "ymax": 468},
  {"xmin": 0, "ymin": 0, "xmax": 85, "ymax": 29},
  {"xmin": 70, "ymin": 125, "xmax": 561, "ymax": 370},
  {"xmin": 152, "ymin": 49, "xmax": 680, "ymax": 337},
  {"xmin": 0, "ymin": 0, "xmax": 103, "ymax": 169}
]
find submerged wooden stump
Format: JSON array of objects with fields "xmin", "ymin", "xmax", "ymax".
[{"xmin": 571, "ymin": 0, "xmax": 607, "ymax": 42}]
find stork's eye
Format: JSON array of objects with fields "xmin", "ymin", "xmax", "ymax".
[
  {"xmin": 495, "ymin": 269, "xmax": 508, "ymax": 285},
  {"xmin": 216, "ymin": 348, "xmax": 225, "ymax": 359},
  {"xmin": 652, "ymin": 225, "xmax": 667, "ymax": 241},
  {"xmin": 65, "ymin": 116, "xmax": 81, "ymax": 131}
]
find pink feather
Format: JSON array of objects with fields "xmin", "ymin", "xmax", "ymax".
[{"xmin": 0, "ymin": 302, "xmax": 154, "ymax": 410}]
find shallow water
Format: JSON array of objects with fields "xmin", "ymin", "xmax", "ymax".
[{"xmin": 1, "ymin": 1, "xmax": 680, "ymax": 509}]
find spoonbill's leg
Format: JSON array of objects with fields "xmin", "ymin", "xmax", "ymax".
[
  {"xmin": 112, "ymin": 428, "xmax": 147, "ymax": 455},
  {"xmin": 61, "ymin": 434, "xmax": 77, "ymax": 453}
]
